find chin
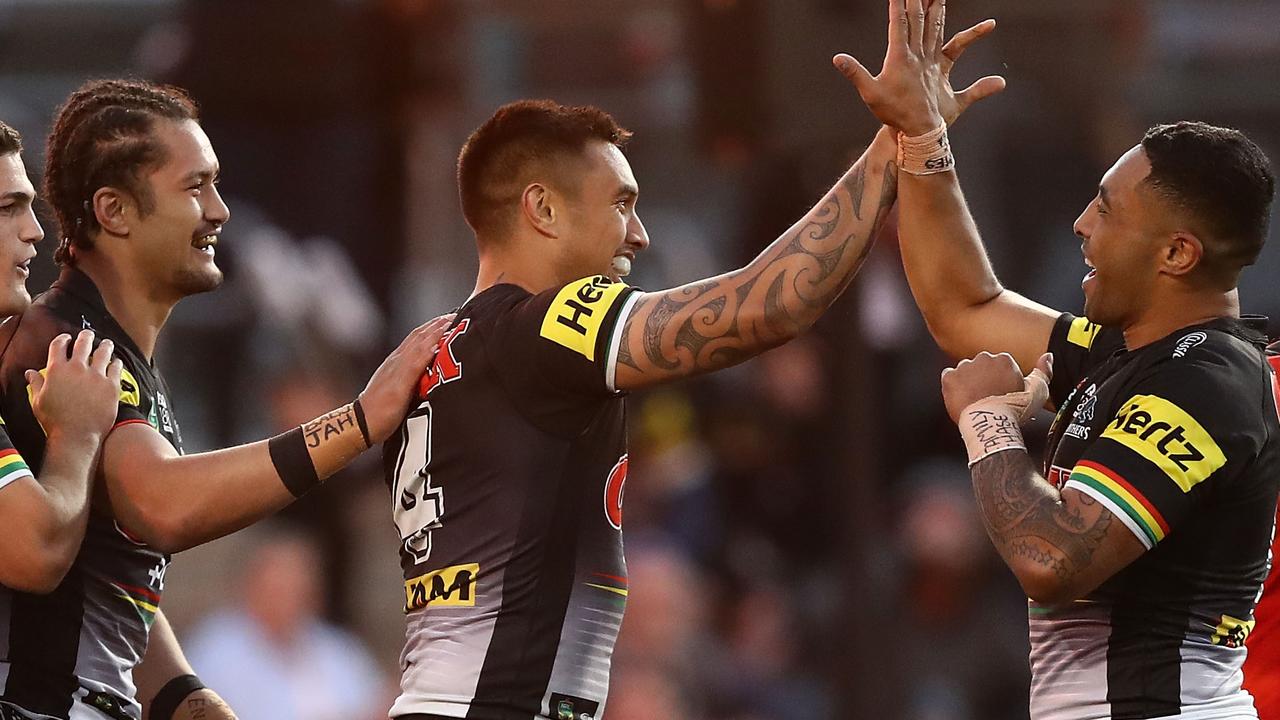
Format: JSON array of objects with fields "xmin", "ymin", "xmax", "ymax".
[
  {"xmin": 0, "ymin": 287, "xmax": 30, "ymax": 318},
  {"xmin": 174, "ymin": 266, "xmax": 224, "ymax": 297}
]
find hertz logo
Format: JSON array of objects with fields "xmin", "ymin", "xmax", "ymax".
[
  {"xmin": 539, "ymin": 276, "xmax": 629, "ymax": 360},
  {"xmin": 404, "ymin": 563, "xmax": 479, "ymax": 612},
  {"xmin": 1100, "ymin": 394, "xmax": 1225, "ymax": 492}
]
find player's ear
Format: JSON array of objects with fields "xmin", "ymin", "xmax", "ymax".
[
  {"xmin": 520, "ymin": 183, "xmax": 559, "ymax": 239},
  {"xmin": 91, "ymin": 187, "xmax": 131, "ymax": 238},
  {"xmin": 1160, "ymin": 231, "xmax": 1204, "ymax": 277}
]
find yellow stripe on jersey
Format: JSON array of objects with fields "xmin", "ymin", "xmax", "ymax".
[
  {"xmin": 1066, "ymin": 316, "xmax": 1102, "ymax": 349},
  {"xmin": 1100, "ymin": 394, "xmax": 1226, "ymax": 492},
  {"xmin": 539, "ymin": 276, "xmax": 630, "ymax": 361}
]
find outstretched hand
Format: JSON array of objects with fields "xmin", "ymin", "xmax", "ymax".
[{"xmin": 833, "ymin": 0, "xmax": 1006, "ymax": 134}]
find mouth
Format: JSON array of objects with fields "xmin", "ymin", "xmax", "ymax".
[
  {"xmin": 14, "ymin": 258, "xmax": 29, "ymax": 278},
  {"xmin": 193, "ymin": 233, "xmax": 218, "ymax": 256}
]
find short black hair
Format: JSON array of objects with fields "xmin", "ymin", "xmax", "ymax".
[
  {"xmin": 1140, "ymin": 121, "xmax": 1274, "ymax": 284},
  {"xmin": 44, "ymin": 79, "xmax": 199, "ymax": 265},
  {"xmin": 0, "ymin": 121, "xmax": 21, "ymax": 157},
  {"xmin": 457, "ymin": 99, "xmax": 632, "ymax": 237}
]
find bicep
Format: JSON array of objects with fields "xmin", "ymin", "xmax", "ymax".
[
  {"xmin": 1050, "ymin": 486, "xmax": 1148, "ymax": 599},
  {"xmin": 931, "ymin": 289, "xmax": 1059, "ymax": 374},
  {"xmin": 613, "ymin": 272, "xmax": 786, "ymax": 391},
  {"xmin": 99, "ymin": 422, "xmax": 178, "ymax": 524}
]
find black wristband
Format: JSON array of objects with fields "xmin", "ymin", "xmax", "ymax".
[
  {"xmin": 151, "ymin": 674, "xmax": 205, "ymax": 720},
  {"xmin": 268, "ymin": 426, "xmax": 320, "ymax": 498},
  {"xmin": 353, "ymin": 397, "xmax": 372, "ymax": 448}
]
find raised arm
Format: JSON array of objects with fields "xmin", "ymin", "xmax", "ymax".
[
  {"xmin": 837, "ymin": 0, "xmax": 1059, "ymax": 372},
  {"xmin": 0, "ymin": 330, "xmax": 120, "ymax": 593},
  {"xmin": 613, "ymin": 126, "xmax": 898, "ymax": 390},
  {"xmin": 99, "ymin": 316, "xmax": 450, "ymax": 553}
]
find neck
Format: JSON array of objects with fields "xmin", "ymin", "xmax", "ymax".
[
  {"xmin": 74, "ymin": 254, "xmax": 176, "ymax": 361},
  {"xmin": 1122, "ymin": 288, "xmax": 1239, "ymax": 350},
  {"xmin": 471, "ymin": 241, "xmax": 561, "ymax": 299}
]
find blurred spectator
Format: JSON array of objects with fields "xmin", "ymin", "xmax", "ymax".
[{"xmin": 184, "ymin": 526, "xmax": 388, "ymax": 720}]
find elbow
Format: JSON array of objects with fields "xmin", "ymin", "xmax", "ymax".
[
  {"xmin": 1015, "ymin": 565, "xmax": 1082, "ymax": 607},
  {"xmin": 123, "ymin": 503, "xmax": 192, "ymax": 554}
]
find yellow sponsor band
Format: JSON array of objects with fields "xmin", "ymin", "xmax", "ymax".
[
  {"xmin": 1100, "ymin": 394, "xmax": 1225, "ymax": 492},
  {"xmin": 404, "ymin": 563, "xmax": 480, "ymax": 612},
  {"xmin": 1210, "ymin": 614, "xmax": 1255, "ymax": 648},
  {"xmin": 25, "ymin": 366, "xmax": 140, "ymax": 408},
  {"xmin": 1067, "ymin": 317, "xmax": 1101, "ymax": 350},
  {"xmin": 539, "ymin": 276, "xmax": 629, "ymax": 361}
]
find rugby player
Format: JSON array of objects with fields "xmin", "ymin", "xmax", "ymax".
[
  {"xmin": 0, "ymin": 81, "xmax": 451, "ymax": 720},
  {"xmin": 382, "ymin": 12, "xmax": 1003, "ymax": 718},
  {"xmin": 837, "ymin": 0, "xmax": 1279, "ymax": 717},
  {"xmin": 0, "ymin": 121, "xmax": 122, "ymax": 595}
]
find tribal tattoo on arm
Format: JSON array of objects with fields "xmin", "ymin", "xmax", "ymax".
[
  {"xmin": 614, "ymin": 130, "xmax": 899, "ymax": 390},
  {"xmin": 969, "ymin": 451, "xmax": 1144, "ymax": 603}
]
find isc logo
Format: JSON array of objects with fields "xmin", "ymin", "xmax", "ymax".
[{"xmin": 1101, "ymin": 394, "xmax": 1225, "ymax": 492}]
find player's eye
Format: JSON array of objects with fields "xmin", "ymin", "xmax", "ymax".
[{"xmin": 0, "ymin": 204, "xmax": 13, "ymax": 216}]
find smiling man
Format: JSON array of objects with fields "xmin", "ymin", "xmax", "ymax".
[
  {"xmin": 384, "ymin": 30, "xmax": 1005, "ymax": 714},
  {"xmin": 0, "ymin": 121, "xmax": 123, "ymax": 597},
  {"xmin": 0, "ymin": 81, "xmax": 451, "ymax": 720},
  {"xmin": 836, "ymin": 0, "xmax": 1279, "ymax": 717}
]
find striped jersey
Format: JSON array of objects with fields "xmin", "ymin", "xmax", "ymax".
[
  {"xmin": 0, "ymin": 421, "xmax": 33, "ymax": 492},
  {"xmin": 1033, "ymin": 313, "xmax": 1280, "ymax": 720},
  {"xmin": 383, "ymin": 277, "xmax": 638, "ymax": 720},
  {"xmin": 0, "ymin": 268, "xmax": 183, "ymax": 720}
]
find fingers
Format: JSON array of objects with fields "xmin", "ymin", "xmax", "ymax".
[
  {"xmin": 833, "ymin": 54, "xmax": 877, "ymax": 97},
  {"xmin": 89, "ymin": 339, "xmax": 115, "ymax": 374},
  {"xmin": 941, "ymin": 19, "xmax": 996, "ymax": 73},
  {"xmin": 923, "ymin": 0, "xmax": 945, "ymax": 57},
  {"xmin": 45, "ymin": 333, "xmax": 72, "ymax": 369},
  {"xmin": 1032, "ymin": 352, "xmax": 1054, "ymax": 381},
  {"xmin": 70, "ymin": 329, "xmax": 95, "ymax": 365},
  {"xmin": 957, "ymin": 75, "xmax": 1007, "ymax": 112},
  {"xmin": 25, "ymin": 369, "xmax": 43, "ymax": 395},
  {"xmin": 107, "ymin": 358, "xmax": 124, "ymax": 387},
  {"xmin": 888, "ymin": 0, "xmax": 909, "ymax": 53},
  {"xmin": 906, "ymin": 0, "xmax": 926, "ymax": 55}
]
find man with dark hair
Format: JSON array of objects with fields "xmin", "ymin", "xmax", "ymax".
[
  {"xmin": 0, "ymin": 120, "xmax": 124, "ymax": 595},
  {"xmin": 382, "ymin": 17, "xmax": 1003, "ymax": 718},
  {"xmin": 836, "ymin": 0, "xmax": 1278, "ymax": 717},
  {"xmin": 0, "ymin": 80, "xmax": 451, "ymax": 720}
]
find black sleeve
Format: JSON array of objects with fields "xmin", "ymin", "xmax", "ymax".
[
  {"xmin": 1047, "ymin": 313, "xmax": 1125, "ymax": 408},
  {"xmin": 489, "ymin": 276, "xmax": 639, "ymax": 432},
  {"xmin": 1063, "ymin": 353, "xmax": 1262, "ymax": 549}
]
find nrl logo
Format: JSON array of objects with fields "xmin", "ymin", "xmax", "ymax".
[{"xmin": 1173, "ymin": 331, "xmax": 1207, "ymax": 359}]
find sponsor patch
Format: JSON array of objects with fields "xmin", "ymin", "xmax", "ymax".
[
  {"xmin": 404, "ymin": 563, "xmax": 478, "ymax": 612},
  {"xmin": 118, "ymin": 367, "xmax": 141, "ymax": 407},
  {"xmin": 550, "ymin": 693, "xmax": 600, "ymax": 720},
  {"xmin": 1066, "ymin": 317, "xmax": 1102, "ymax": 350},
  {"xmin": 1100, "ymin": 394, "xmax": 1225, "ymax": 492},
  {"xmin": 1210, "ymin": 614, "xmax": 1255, "ymax": 648},
  {"xmin": 1172, "ymin": 331, "xmax": 1207, "ymax": 359},
  {"xmin": 539, "ymin": 276, "xmax": 629, "ymax": 361}
]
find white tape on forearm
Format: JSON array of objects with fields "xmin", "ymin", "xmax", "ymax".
[
  {"xmin": 897, "ymin": 124, "xmax": 954, "ymax": 176},
  {"xmin": 959, "ymin": 399, "xmax": 1026, "ymax": 467}
]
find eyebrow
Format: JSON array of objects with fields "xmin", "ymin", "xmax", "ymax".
[
  {"xmin": 181, "ymin": 169, "xmax": 218, "ymax": 185},
  {"xmin": 617, "ymin": 185, "xmax": 638, "ymax": 200},
  {"xmin": 1098, "ymin": 185, "xmax": 1111, "ymax": 208},
  {"xmin": 0, "ymin": 191, "xmax": 32, "ymax": 204}
]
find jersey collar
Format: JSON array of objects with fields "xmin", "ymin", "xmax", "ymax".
[{"xmin": 49, "ymin": 267, "xmax": 153, "ymax": 365}]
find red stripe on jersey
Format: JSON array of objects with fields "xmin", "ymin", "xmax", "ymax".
[
  {"xmin": 0, "ymin": 449, "xmax": 19, "ymax": 459},
  {"xmin": 111, "ymin": 419, "xmax": 151, "ymax": 431},
  {"xmin": 1077, "ymin": 459, "xmax": 1171, "ymax": 535},
  {"xmin": 113, "ymin": 582, "xmax": 160, "ymax": 604},
  {"xmin": 592, "ymin": 573, "xmax": 628, "ymax": 586}
]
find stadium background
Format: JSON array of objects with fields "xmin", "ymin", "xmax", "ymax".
[{"xmin": 1, "ymin": 1, "xmax": 1279, "ymax": 718}]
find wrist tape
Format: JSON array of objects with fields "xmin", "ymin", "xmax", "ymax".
[{"xmin": 898, "ymin": 124, "xmax": 954, "ymax": 176}]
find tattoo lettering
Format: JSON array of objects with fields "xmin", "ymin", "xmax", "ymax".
[
  {"xmin": 186, "ymin": 697, "xmax": 207, "ymax": 719},
  {"xmin": 619, "ymin": 157, "xmax": 899, "ymax": 378},
  {"xmin": 303, "ymin": 404, "xmax": 357, "ymax": 449}
]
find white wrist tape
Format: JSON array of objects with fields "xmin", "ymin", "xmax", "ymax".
[
  {"xmin": 897, "ymin": 124, "xmax": 954, "ymax": 176},
  {"xmin": 957, "ymin": 366, "xmax": 1051, "ymax": 467}
]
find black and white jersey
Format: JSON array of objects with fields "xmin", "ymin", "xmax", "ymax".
[
  {"xmin": 1030, "ymin": 313, "xmax": 1280, "ymax": 720},
  {"xmin": 0, "ymin": 269, "xmax": 183, "ymax": 720},
  {"xmin": 383, "ymin": 276, "xmax": 639, "ymax": 720}
]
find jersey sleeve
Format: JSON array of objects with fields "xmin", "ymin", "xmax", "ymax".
[
  {"xmin": 494, "ymin": 276, "xmax": 640, "ymax": 398},
  {"xmin": 0, "ymin": 418, "xmax": 34, "ymax": 493},
  {"xmin": 112, "ymin": 360, "xmax": 150, "ymax": 429},
  {"xmin": 1047, "ymin": 313, "xmax": 1124, "ymax": 408},
  {"xmin": 1061, "ymin": 357, "xmax": 1257, "ymax": 550}
]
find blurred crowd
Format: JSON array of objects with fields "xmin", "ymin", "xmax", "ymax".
[{"xmin": 3, "ymin": 1, "xmax": 1280, "ymax": 719}]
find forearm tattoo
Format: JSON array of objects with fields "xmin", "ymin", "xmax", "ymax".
[
  {"xmin": 302, "ymin": 404, "xmax": 361, "ymax": 450},
  {"xmin": 970, "ymin": 451, "xmax": 1113, "ymax": 584},
  {"xmin": 617, "ymin": 156, "xmax": 899, "ymax": 377}
]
